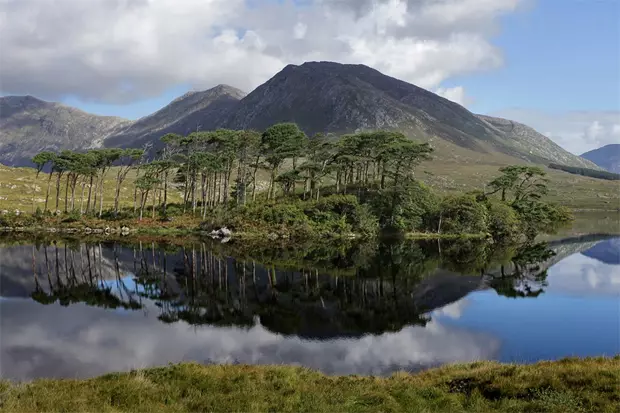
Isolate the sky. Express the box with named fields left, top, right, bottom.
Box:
left=0, top=0, right=618, bottom=155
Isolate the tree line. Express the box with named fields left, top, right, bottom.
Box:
left=548, top=163, right=620, bottom=181
left=25, top=123, right=571, bottom=240
left=29, top=123, right=433, bottom=220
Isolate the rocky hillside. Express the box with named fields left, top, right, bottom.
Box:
left=0, top=96, right=131, bottom=166
left=581, top=144, right=620, bottom=173
left=224, top=62, right=504, bottom=153
left=105, top=85, right=246, bottom=150
left=222, top=62, right=597, bottom=167
left=0, top=62, right=597, bottom=169
left=477, top=115, right=599, bottom=169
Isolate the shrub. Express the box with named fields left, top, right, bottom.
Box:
left=486, top=200, right=520, bottom=241
left=368, top=180, right=439, bottom=232
left=438, top=195, right=488, bottom=235
left=514, top=201, right=573, bottom=240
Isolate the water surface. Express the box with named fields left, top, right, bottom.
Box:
left=1, top=236, right=618, bottom=381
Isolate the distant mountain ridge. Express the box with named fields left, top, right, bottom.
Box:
left=0, top=61, right=597, bottom=170
left=0, top=95, right=131, bottom=166
left=104, top=85, right=246, bottom=150
left=580, top=144, right=620, bottom=173
left=476, top=115, right=598, bottom=169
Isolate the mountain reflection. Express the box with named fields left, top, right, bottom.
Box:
left=0, top=237, right=564, bottom=338
left=2, top=235, right=618, bottom=381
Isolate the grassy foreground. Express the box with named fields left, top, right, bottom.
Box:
left=0, top=358, right=618, bottom=413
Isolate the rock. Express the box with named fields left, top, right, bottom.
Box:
left=0, top=210, right=8, bottom=215
left=92, top=228, right=104, bottom=234
left=54, top=210, right=62, bottom=216
left=83, top=227, right=93, bottom=233
left=220, top=237, right=231, bottom=244
left=121, top=226, right=130, bottom=235
left=14, top=209, right=20, bottom=216
left=218, top=227, right=232, bottom=237
left=104, top=226, right=111, bottom=234
left=267, top=233, right=279, bottom=241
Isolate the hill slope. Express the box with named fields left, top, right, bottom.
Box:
left=224, top=62, right=508, bottom=154
left=477, top=115, right=599, bottom=169
left=581, top=144, right=620, bottom=173
left=0, top=96, right=131, bottom=166
left=105, top=85, right=246, bottom=149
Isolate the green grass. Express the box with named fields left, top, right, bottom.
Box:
left=0, top=358, right=618, bottom=413
left=2, top=151, right=619, bottom=213
left=0, top=164, right=184, bottom=212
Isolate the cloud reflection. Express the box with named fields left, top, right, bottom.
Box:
left=0, top=298, right=499, bottom=381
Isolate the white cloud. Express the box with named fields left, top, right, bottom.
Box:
left=489, top=108, right=620, bottom=154
left=0, top=0, right=524, bottom=103
left=435, top=86, right=470, bottom=107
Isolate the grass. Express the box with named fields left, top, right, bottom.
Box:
left=1, top=152, right=619, bottom=214
left=0, top=358, right=618, bottom=413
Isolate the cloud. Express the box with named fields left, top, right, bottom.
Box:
left=435, top=86, right=471, bottom=107
left=0, top=0, right=523, bottom=103
left=0, top=298, right=500, bottom=381
left=489, top=108, right=620, bottom=154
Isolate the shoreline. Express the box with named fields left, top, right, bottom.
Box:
left=0, top=358, right=617, bottom=412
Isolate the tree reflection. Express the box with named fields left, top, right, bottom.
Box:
left=23, top=237, right=556, bottom=338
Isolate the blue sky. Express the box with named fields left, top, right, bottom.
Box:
left=458, top=0, right=620, bottom=114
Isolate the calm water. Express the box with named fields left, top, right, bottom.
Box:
left=0, top=235, right=618, bottom=381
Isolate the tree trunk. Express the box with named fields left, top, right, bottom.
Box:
left=133, top=170, right=140, bottom=215
left=223, top=163, right=232, bottom=204
left=54, top=173, right=62, bottom=211
left=251, top=155, right=260, bottom=202
left=152, top=186, right=157, bottom=219
left=70, top=177, right=77, bottom=211
left=268, top=167, right=277, bottom=200
left=113, top=172, right=123, bottom=216
left=64, top=175, right=70, bottom=212
left=32, top=171, right=40, bottom=213
left=86, top=176, right=93, bottom=214
left=191, top=171, right=197, bottom=213
left=162, top=170, right=168, bottom=214
left=201, top=173, right=207, bottom=217
left=80, top=181, right=86, bottom=214
left=44, top=172, right=52, bottom=212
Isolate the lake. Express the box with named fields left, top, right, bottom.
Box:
left=1, top=235, right=618, bottom=381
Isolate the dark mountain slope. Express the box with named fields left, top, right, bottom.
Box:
left=223, top=62, right=502, bottom=153
left=581, top=144, right=620, bottom=173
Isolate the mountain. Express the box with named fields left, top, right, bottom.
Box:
left=476, top=115, right=599, bottom=169
left=581, top=238, right=620, bottom=265
left=580, top=144, right=620, bottom=173
left=0, top=62, right=594, bottom=169
left=224, top=62, right=512, bottom=154
left=221, top=62, right=595, bottom=168
left=104, top=84, right=246, bottom=149
left=0, top=96, right=131, bottom=166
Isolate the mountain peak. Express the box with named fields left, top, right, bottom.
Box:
left=0, top=95, right=48, bottom=109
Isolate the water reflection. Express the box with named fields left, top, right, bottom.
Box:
left=0, top=235, right=618, bottom=380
